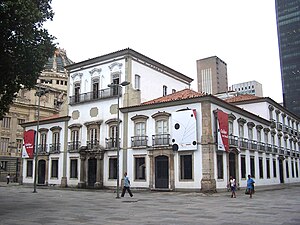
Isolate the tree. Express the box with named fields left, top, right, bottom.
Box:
left=0, top=0, right=56, bottom=119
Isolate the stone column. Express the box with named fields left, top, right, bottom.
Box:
left=169, top=152, right=175, bottom=190
left=94, top=155, right=103, bottom=188
left=61, top=120, right=69, bottom=188
left=148, top=151, right=154, bottom=189
left=45, top=158, right=49, bottom=185
left=201, top=101, right=216, bottom=192
left=78, top=155, right=86, bottom=188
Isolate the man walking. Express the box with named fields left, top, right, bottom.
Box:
left=121, top=172, right=133, bottom=197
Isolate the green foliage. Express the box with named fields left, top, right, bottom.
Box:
left=0, top=0, right=56, bottom=119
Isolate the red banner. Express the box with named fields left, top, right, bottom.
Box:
left=23, top=130, right=36, bottom=159
left=217, top=110, right=229, bottom=152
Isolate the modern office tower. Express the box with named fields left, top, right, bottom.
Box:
left=196, top=56, right=228, bottom=95
left=230, top=80, right=263, bottom=97
left=275, top=0, right=300, bottom=117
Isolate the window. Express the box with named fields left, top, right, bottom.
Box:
left=286, top=161, right=289, bottom=178
left=238, top=124, right=244, bottom=137
left=228, top=121, right=233, bottom=135
left=135, top=122, right=145, bottom=136
left=1, top=117, right=11, bottom=128
left=217, top=154, right=224, bottom=179
left=74, top=83, right=81, bottom=103
left=135, top=74, right=140, bottom=90
left=51, top=159, right=59, bottom=178
left=163, top=85, right=167, bottom=96
left=273, top=159, right=277, bottom=178
left=135, top=157, right=145, bottom=180
left=16, top=139, right=23, bottom=153
left=109, top=125, right=118, bottom=148
left=0, top=138, right=9, bottom=152
left=0, top=161, right=7, bottom=171
left=180, top=155, right=192, bottom=180
left=109, top=158, right=117, bottom=179
left=241, top=155, right=246, bottom=179
left=259, top=157, right=263, bottom=179
left=92, top=79, right=99, bottom=99
left=26, top=160, right=33, bottom=177
left=266, top=158, right=270, bottom=179
left=52, top=131, right=60, bottom=152
left=70, top=159, right=78, bottom=178
left=89, top=127, right=98, bottom=147
left=40, top=133, right=47, bottom=152
left=155, top=119, right=169, bottom=145
left=257, top=129, right=261, bottom=142
left=172, top=89, right=176, bottom=93
left=248, top=127, right=253, bottom=140
left=291, top=160, right=295, bottom=178
left=18, top=119, right=25, bottom=125
left=296, top=161, right=299, bottom=178
left=250, top=156, right=255, bottom=178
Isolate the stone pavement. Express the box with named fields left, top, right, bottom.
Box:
left=0, top=183, right=299, bottom=225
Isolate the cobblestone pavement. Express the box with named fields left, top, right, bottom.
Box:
left=0, top=183, right=299, bottom=225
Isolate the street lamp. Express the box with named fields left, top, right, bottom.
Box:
left=33, top=85, right=49, bottom=193
left=108, top=81, right=130, bottom=198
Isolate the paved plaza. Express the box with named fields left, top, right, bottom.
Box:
left=0, top=183, right=299, bottom=225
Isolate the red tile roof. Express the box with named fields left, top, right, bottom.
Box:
left=141, top=89, right=206, bottom=105
left=225, top=94, right=262, bottom=103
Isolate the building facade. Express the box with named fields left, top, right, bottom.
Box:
left=275, top=0, right=300, bottom=117
left=196, top=56, right=228, bottom=95
left=230, top=80, right=263, bottom=97
left=0, top=48, right=72, bottom=182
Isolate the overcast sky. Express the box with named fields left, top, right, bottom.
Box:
left=45, top=0, right=282, bottom=103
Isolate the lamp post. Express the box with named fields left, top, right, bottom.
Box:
left=108, top=81, right=130, bottom=198
left=33, top=85, right=49, bottom=193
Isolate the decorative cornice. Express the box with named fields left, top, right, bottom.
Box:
left=68, top=123, right=82, bottom=129
left=71, top=72, right=83, bottom=79
left=256, top=125, right=263, bottom=131
left=247, top=122, right=255, bottom=128
left=151, top=111, right=171, bottom=119
left=89, top=68, right=102, bottom=76
left=237, top=118, right=247, bottom=125
left=228, top=113, right=236, bottom=121
left=105, top=118, right=121, bottom=124
left=50, top=126, right=62, bottom=131
left=109, top=62, right=123, bottom=71
left=131, top=115, right=149, bottom=121
left=84, top=120, right=103, bottom=127
left=263, top=128, right=270, bottom=133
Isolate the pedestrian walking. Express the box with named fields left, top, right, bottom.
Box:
left=229, top=176, right=236, bottom=198
left=247, top=174, right=255, bottom=198
left=121, top=172, right=133, bottom=197
left=6, top=174, right=10, bottom=184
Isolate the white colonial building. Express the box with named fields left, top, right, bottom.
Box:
left=20, top=49, right=300, bottom=191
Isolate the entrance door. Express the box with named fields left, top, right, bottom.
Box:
left=155, top=155, right=169, bottom=188
left=88, top=158, right=97, bottom=187
left=279, top=158, right=284, bottom=183
left=38, top=160, right=46, bottom=185
left=229, top=152, right=236, bottom=179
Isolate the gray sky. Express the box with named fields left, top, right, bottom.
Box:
left=45, top=0, right=282, bottom=102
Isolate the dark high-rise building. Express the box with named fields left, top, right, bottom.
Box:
left=275, top=0, right=300, bottom=117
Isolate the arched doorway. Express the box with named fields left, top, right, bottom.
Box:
left=155, top=155, right=169, bottom=189
left=278, top=157, right=284, bottom=183
left=38, top=160, right=46, bottom=185
left=88, top=158, right=97, bottom=187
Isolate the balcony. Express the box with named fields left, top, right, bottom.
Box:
left=38, top=144, right=48, bottom=154
left=276, top=122, right=283, bottom=131
left=272, top=145, right=278, bottom=154
left=279, top=147, right=285, bottom=155
left=257, top=142, right=265, bottom=152
left=68, top=141, right=81, bottom=152
left=49, top=143, right=60, bottom=153
left=249, top=140, right=257, bottom=150
left=87, top=140, right=100, bottom=150
left=283, top=125, right=289, bottom=133
left=152, top=134, right=170, bottom=147
left=239, top=137, right=248, bottom=149
left=229, top=135, right=238, bottom=147
left=69, top=87, right=120, bottom=105
left=105, top=138, right=120, bottom=150
left=266, top=144, right=272, bottom=153
left=131, top=136, right=148, bottom=148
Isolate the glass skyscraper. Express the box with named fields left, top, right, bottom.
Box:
left=275, top=0, right=300, bottom=117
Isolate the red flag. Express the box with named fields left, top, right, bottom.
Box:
left=23, top=130, right=36, bottom=159
left=217, top=110, right=229, bottom=152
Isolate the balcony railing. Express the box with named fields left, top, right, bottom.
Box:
left=257, top=142, right=265, bottom=152
left=49, top=143, right=60, bottom=153
left=87, top=140, right=100, bottom=150
left=272, top=145, right=278, bottom=154
left=131, top=136, right=148, bottom=148
left=105, top=138, right=120, bottom=149
left=276, top=122, right=283, bottom=131
left=283, top=125, right=289, bottom=133
left=239, top=137, right=248, bottom=149
left=266, top=144, right=272, bottom=153
left=69, top=87, right=120, bottom=105
left=68, top=141, right=81, bottom=152
left=229, top=135, right=238, bottom=147
left=279, top=147, right=285, bottom=155
left=152, top=134, right=170, bottom=146
left=249, top=140, right=257, bottom=150
left=38, top=144, right=48, bottom=153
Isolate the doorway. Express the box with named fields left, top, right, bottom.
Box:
left=38, top=160, right=46, bottom=185
left=88, top=158, right=97, bottom=187
left=279, top=158, right=284, bottom=183
left=229, top=152, right=236, bottom=179
left=155, top=155, right=169, bottom=189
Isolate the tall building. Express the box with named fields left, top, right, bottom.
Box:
left=196, top=56, right=228, bottom=95
left=230, top=80, right=263, bottom=97
left=275, top=0, right=300, bottom=117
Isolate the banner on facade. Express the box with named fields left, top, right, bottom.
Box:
left=217, top=110, right=229, bottom=152
left=23, top=130, right=36, bottom=159
left=172, top=109, right=197, bottom=151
